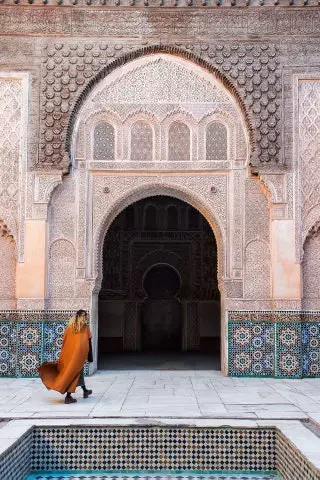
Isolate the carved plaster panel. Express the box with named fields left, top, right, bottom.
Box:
left=231, top=170, right=244, bottom=275
left=75, top=54, right=246, bottom=169
left=260, top=174, right=286, bottom=204
left=244, top=177, right=271, bottom=300
left=34, top=173, right=63, bottom=203
left=298, top=80, right=320, bottom=250
left=244, top=240, right=271, bottom=300
left=0, top=230, right=16, bottom=309
left=303, top=232, right=320, bottom=306
left=47, top=174, right=76, bottom=244
left=260, top=173, right=289, bottom=220
left=0, top=73, right=28, bottom=261
left=92, top=56, right=231, bottom=105
left=245, top=177, right=270, bottom=245
left=47, top=238, right=76, bottom=300
left=1, top=9, right=320, bottom=37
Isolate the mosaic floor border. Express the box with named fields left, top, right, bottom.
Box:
left=25, top=473, right=280, bottom=480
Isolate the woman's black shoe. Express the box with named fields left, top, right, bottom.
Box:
left=83, top=389, right=92, bottom=398
left=65, top=395, right=77, bottom=404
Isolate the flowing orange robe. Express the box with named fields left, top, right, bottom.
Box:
left=38, top=324, right=92, bottom=394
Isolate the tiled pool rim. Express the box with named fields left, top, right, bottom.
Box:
left=24, top=473, right=280, bottom=479
left=0, top=421, right=320, bottom=480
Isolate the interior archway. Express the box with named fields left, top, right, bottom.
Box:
left=98, top=195, right=221, bottom=370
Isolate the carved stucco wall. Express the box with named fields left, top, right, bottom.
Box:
left=0, top=75, right=27, bottom=309
left=0, top=226, right=16, bottom=309
left=303, top=232, right=320, bottom=307
left=37, top=42, right=283, bottom=170
left=47, top=239, right=76, bottom=302
left=0, top=75, right=27, bottom=248
left=244, top=178, right=271, bottom=303
left=74, top=54, right=246, bottom=170
left=299, top=81, right=320, bottom=246
left=43, top=52, right=276, bottom=311
left=299, top=80, right=320, bottom=309
left=46, top=174, right=77, bottom=307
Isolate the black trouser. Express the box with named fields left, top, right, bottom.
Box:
left=77, top=369, right=85, bottom=387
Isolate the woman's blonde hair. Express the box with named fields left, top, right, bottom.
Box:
left=69, top=309, right=87, bottom=333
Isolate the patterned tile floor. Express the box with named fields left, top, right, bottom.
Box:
left=1, top=354, right=320, bottom=423
left=26, top=474, right=280, bottom=480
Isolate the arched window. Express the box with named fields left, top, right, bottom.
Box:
left=131, top=121, right=153, bottom=161
left=144, top=205, right=157, bottom=231
left=166, top=206, right=179, bottom=230
left=206, top=122, right=227, bottom=161
left=94, top=122, right=115, bottom=160
left=168, top=121, right=190, bottom=161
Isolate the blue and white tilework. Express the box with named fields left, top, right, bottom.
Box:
left=0, top=311, right=89, bottom=378
left=228, top=311, right=320, bottom=378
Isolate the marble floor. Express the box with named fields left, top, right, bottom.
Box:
left=1, top=355, right=320, bottom=424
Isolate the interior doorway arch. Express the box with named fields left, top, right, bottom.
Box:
left=142, top=263, right=182, bottom=352
left=98, top=195, right=221, bottom=369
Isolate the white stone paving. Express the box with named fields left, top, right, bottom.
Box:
left=0, top=369, right=320, bottom=423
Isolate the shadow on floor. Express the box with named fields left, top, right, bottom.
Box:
left=98, top=352, right=221, bottom=371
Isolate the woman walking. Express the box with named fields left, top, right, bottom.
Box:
left=39, top=310, right=93, bottom=404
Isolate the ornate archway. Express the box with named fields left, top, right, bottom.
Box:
left=97, top=195, right=222, bottom=369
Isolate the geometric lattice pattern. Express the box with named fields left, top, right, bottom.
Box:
left=302, top=323, right=320, bottom=377
left=229, top=321, right=274, bottom=377
left=168, top=122, right=190, bottom=161
left=0, top=430, right=32, bottom=480
left=0, top=310, right=89, bottom=378
left=1, top=427, right=318, bottom=480
left=206, top=122, right=227, bottom=161
left=276, top=323, right=302, bottom=378
left=276, top=430, right=320, bottom=480
left=131, top=121, right=153, bottom=161
left=228, top=311, right=320, bottom=378
left=32, top=427, right=276, bottom=472
left=94, top=122, right=115, bottom=160
left=16, top=323, right=43, bottom=377
left=0, top=79, right=22, bottom=217
left=0, top=322, right=17, bottom=376
left=299, top=81, right=320, bottom=218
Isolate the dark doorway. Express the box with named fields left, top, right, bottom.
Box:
left=98, top=196, right=220, bottom=369
left=142, top=264, right=182, bottom=351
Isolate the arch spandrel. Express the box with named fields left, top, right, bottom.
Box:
left=71, top=52, right=251, bottom=169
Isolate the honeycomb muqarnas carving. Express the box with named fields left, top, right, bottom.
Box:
left=200, top=43, right=281, bottom=164
left=39, top=42, right=281, bottom=170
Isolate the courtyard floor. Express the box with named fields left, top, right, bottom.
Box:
left=1, top=360, right=320, bottom=424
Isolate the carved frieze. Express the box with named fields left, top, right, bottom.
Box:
left=1, top=9, right=320, bottom=37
